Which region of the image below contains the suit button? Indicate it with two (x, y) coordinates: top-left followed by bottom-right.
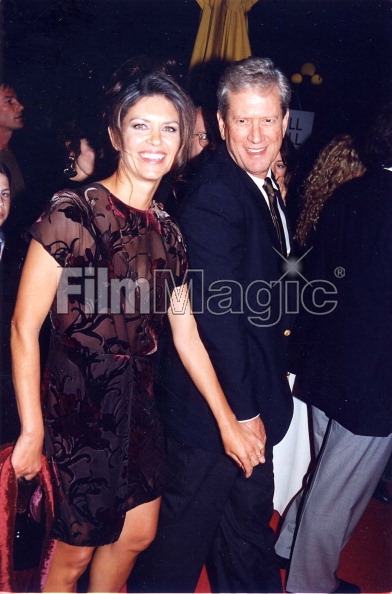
(283, 329), (291, 336)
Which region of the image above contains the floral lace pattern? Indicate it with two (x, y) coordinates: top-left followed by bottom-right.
(30, 183), (187, 546)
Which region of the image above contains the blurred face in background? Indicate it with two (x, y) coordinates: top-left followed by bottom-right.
(74, 138), (96, 181)
(271, 150), (287, 196)
(0, 85), (24, 133)
(191, 107), (210, 159)
(0, 173), (11, 226)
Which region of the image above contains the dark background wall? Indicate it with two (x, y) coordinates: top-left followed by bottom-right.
(3, 0), (392, 202)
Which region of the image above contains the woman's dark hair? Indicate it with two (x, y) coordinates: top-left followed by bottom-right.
(62, 118), (106, 160)
(357, 100), (392, 169)
(58, 118), (114, 180)
(279, 134), (298, 189)
(105, 57), (195, 173)
(0, 161), (11, 183)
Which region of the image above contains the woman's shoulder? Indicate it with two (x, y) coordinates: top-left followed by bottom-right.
(48, 182), (107, 212)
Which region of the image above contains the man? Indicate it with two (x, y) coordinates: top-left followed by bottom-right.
(0, 83), (25, 210)
(275, 101), (392, 593)
(129, 57), (294, 593)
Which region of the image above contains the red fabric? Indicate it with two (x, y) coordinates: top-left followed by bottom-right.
(0, 443), (55, 593)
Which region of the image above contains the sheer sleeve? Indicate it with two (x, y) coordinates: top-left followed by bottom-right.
(29, 190), (96, 267)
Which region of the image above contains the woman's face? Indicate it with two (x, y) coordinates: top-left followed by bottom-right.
(271, 151), (287, 190)
(0, 173), (11, 226)
(74, 137), (96, 181)
(114, 94), (181, 184)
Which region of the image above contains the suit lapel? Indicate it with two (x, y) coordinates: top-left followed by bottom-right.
(213, 144), (292, 254)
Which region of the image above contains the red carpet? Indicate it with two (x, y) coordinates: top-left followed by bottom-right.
(195, 497), (392, 594)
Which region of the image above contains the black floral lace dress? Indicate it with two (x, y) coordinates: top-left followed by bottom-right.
(29, 183), (187, 546)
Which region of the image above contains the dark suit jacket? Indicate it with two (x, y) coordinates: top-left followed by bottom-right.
(291, 168), (392, 436)
(157, 143), (293, 452)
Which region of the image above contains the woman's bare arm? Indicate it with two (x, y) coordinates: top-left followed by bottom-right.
(11, 239), (59, 479)
(168, 287), (265, 478)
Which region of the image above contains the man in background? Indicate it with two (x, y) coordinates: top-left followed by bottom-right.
(275, 101), (392, 593)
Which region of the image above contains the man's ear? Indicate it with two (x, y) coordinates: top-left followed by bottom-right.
(282, 109), (290, 136)
(108, 127), (120, 152)
(217, 111), (226, 141)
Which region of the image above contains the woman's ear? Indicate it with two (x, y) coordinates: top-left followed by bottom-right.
(108, 127), (120, 152)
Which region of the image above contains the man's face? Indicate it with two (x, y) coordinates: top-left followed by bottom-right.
(0, 86), (24, 133)
(191, 108), (208, 159)
(217, 86), (288, 179)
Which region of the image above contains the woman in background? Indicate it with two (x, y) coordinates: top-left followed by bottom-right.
(59, 119), (113, 187)
(271, 133), (297, 204)
(295, 134), (365, 249)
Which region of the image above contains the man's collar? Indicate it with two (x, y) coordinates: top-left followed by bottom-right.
(247, 169), (276, 189)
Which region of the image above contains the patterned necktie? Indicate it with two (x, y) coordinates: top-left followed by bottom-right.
(263, 177), (286, 256)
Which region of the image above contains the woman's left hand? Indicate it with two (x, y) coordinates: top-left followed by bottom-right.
(11, 433), (44, 481)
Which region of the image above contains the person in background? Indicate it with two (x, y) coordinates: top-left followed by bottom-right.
(191, 105), (218, 159)
(0, 83), (25, 214)
(271, 133), (297, 204)
(275, 103), (392, 593)
(273, 134), (366, 519)
(160, 103), (219, 215)
(0, 121), (25, 444)
(0, 163), (11, 381)
(10, 61), (264, 594)
(60, 119), (113, 185)
(129, 56), (294, 594)
(0, 161), (11, 250)
(294, 134), (366, 250)
(63, 129), (97, 183)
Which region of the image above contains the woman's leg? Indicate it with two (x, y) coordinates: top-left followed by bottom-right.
(43, 541), (95, 593)
(88, 497), (161, 593)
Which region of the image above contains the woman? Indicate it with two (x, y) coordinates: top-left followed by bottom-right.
(271, 133), (297, 204)
(10, 66), (263, 592)
(59, 119), (113, 187)
(295, 134), (365, 248)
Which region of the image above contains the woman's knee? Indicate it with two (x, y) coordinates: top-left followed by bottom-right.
(119, 499), (160, 553)
(44, 543), (95, 591)
(71, 545), (95, 572)
(123, 523), (157, 553)
(53, 542), (94, 574)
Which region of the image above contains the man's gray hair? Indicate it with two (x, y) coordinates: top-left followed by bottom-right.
(217, 57), (291, 119)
